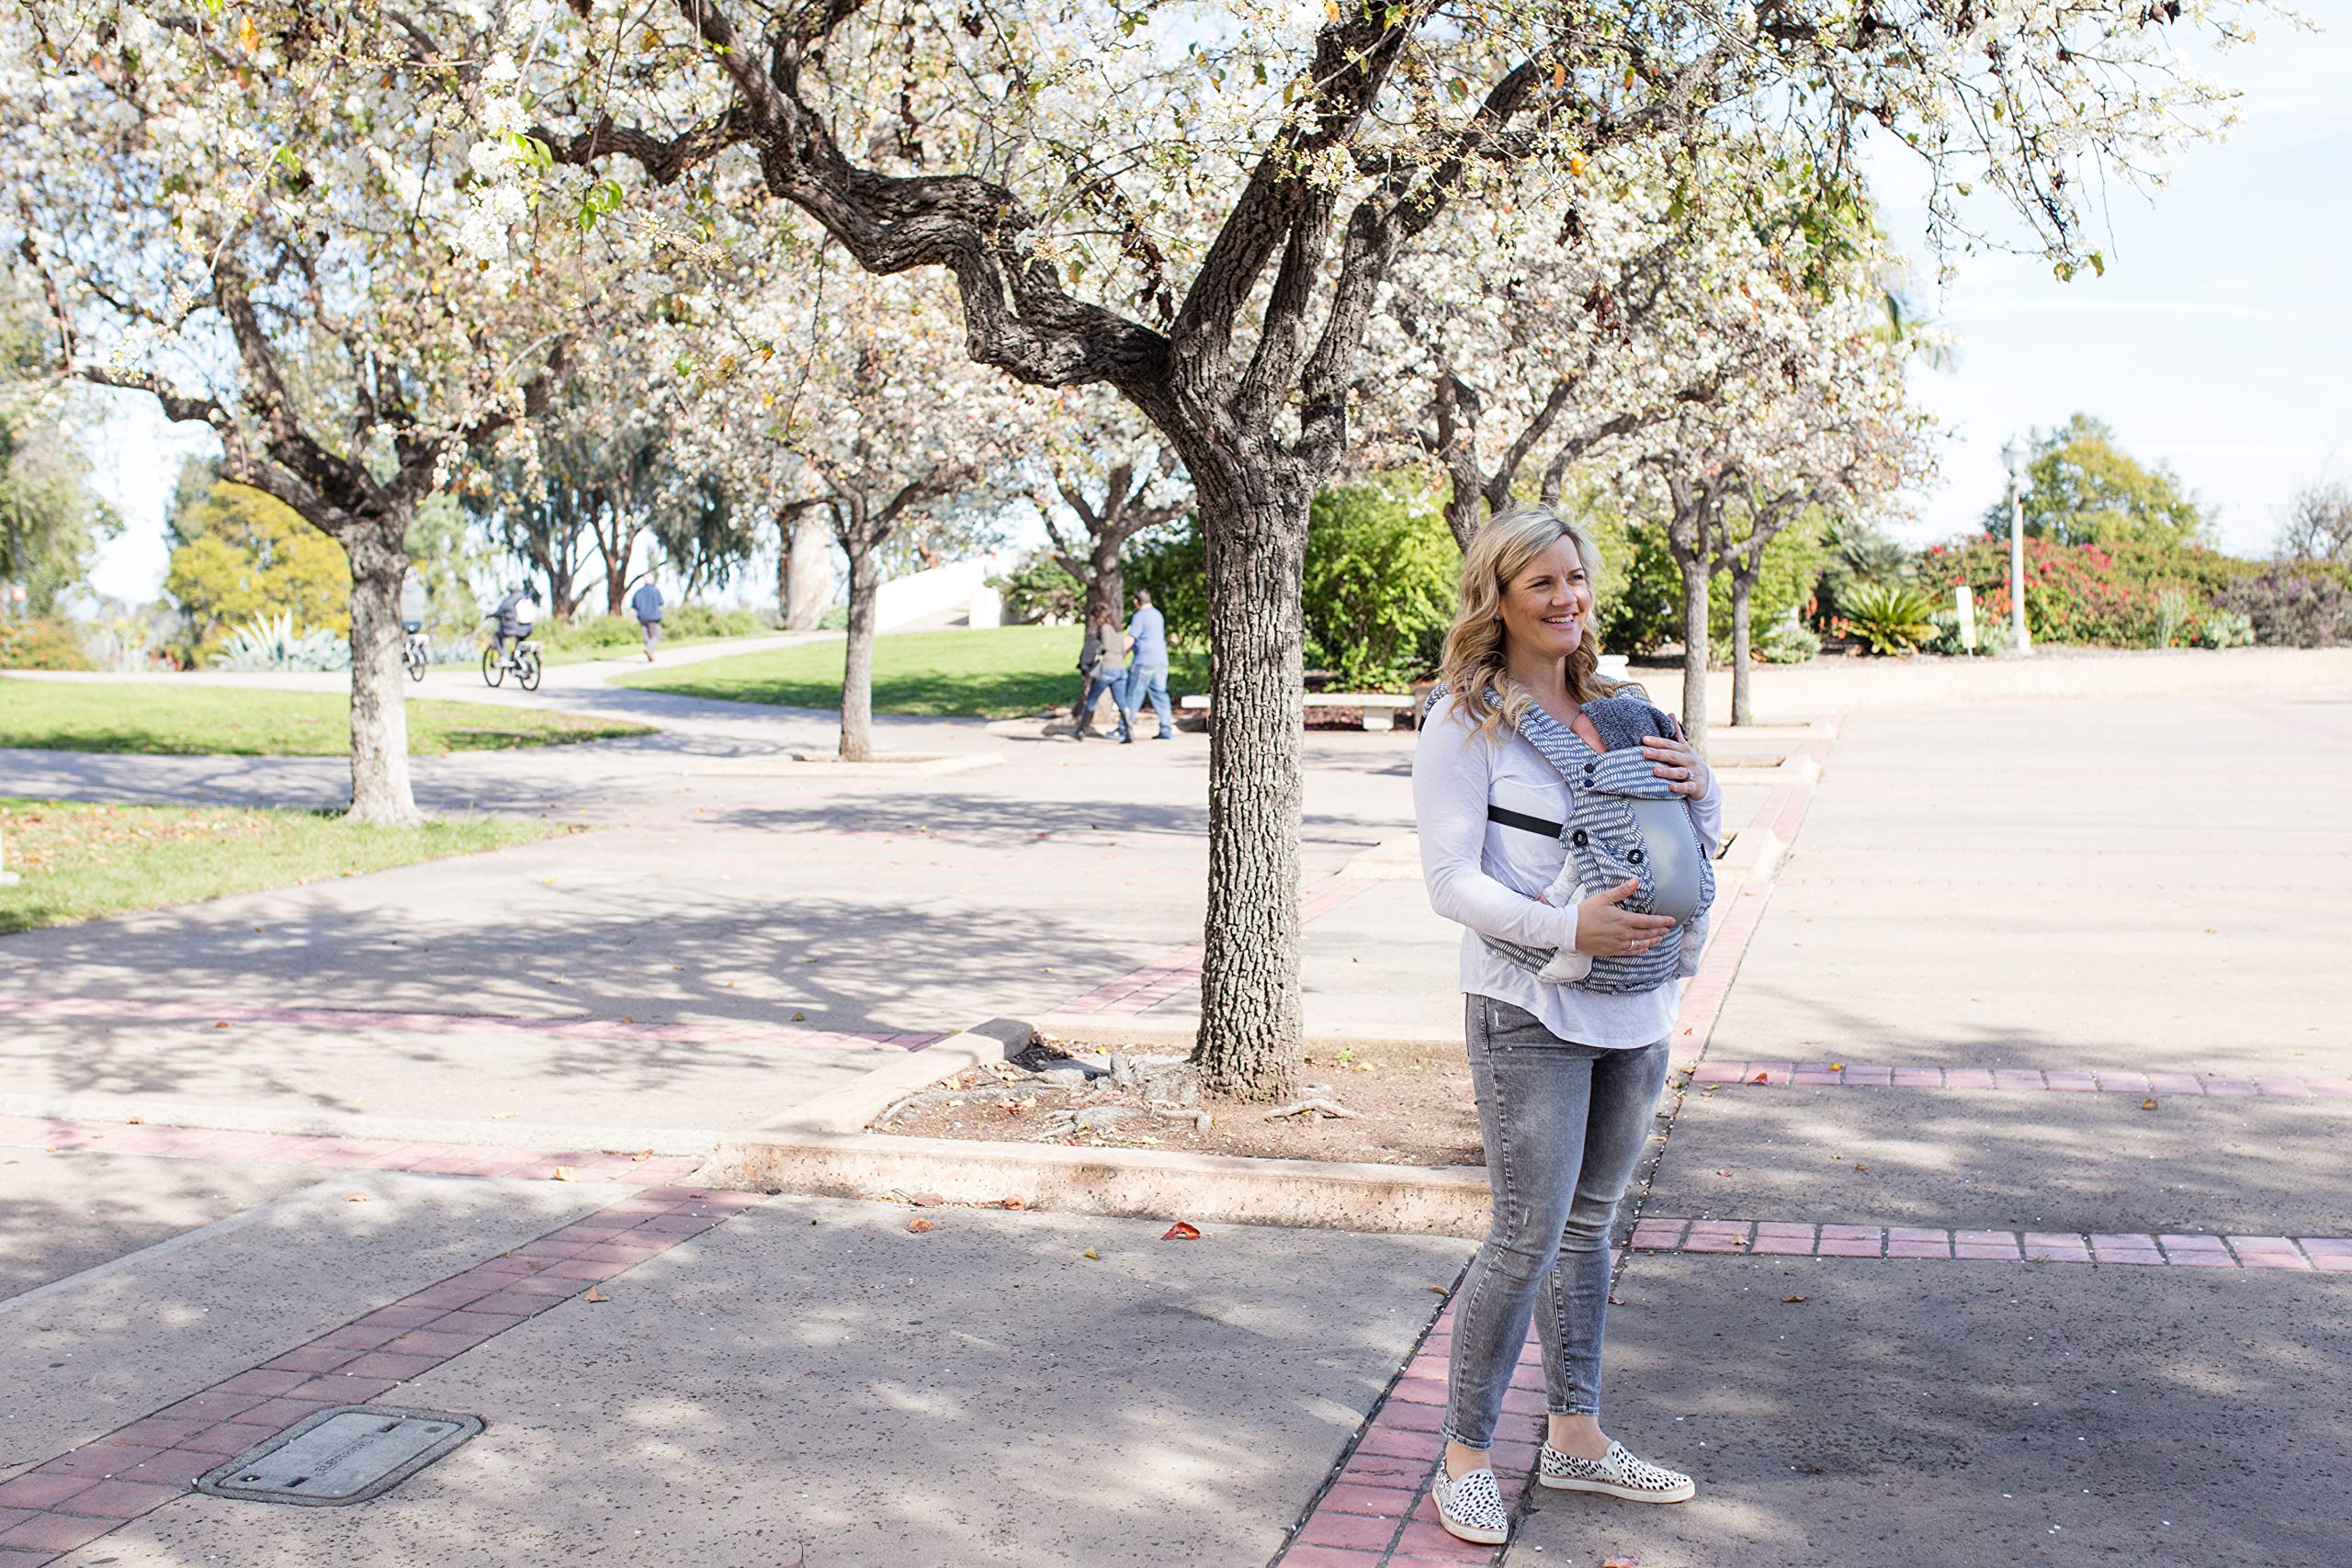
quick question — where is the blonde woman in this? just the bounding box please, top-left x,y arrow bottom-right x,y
1410,504 -> 1721,1545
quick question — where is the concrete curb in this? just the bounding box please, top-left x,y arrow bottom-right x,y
702,1015 -> 1493,1235
688,750 -> 1003,778
697,1129 -> 1490,1237
753,1021 -> 1031,1135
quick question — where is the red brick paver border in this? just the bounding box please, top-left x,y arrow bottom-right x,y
0,1115 -> 703,1186
0,994 -> 936,1055
1272,1299 -> 1551,1567
1626,1218 -> 2350,1270
0,1185 -> 762,1564
1686,1061 -> 2352,1099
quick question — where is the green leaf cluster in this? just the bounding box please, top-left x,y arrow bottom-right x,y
164,460 -> 351,662
1982,412 -> 2212,549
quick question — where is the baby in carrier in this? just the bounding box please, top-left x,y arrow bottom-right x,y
1486,690 -> 1716,993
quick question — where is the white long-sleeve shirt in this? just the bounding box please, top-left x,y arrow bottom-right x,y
1412,689 -> 1723,1049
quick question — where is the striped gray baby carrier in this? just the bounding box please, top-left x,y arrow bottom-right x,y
1447,687 -> 1716,995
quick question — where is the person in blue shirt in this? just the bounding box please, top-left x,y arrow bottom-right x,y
629,577 -> 664,660
1114,588 -> 1173,743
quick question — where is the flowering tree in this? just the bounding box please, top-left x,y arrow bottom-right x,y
1365,141 -> 1738,548
243,0 -> 2268,1091
692,252 -> 1034,760
1026,388 -> 1193,631
1,4 -> 657,821
1632,189 -> 1929,746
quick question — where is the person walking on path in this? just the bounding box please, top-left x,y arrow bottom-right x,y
1114,587 -> 1173,743
629,577 -> 665,660
1410,504 -> 1722,1546
1074,610 -> 1125,739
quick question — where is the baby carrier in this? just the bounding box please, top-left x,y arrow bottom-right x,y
1443,686 -> 1715,995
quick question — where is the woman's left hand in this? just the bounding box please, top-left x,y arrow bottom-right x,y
1641,733 -> 1712,799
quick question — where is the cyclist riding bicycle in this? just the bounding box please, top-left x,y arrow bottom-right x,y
488,583 -> 538,665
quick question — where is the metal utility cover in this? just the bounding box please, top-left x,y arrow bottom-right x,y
198,1405 -> 484,1507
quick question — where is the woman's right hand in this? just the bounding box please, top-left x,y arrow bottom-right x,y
1574,879 -> 1676,957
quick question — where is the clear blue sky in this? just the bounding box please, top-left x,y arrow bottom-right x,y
80,12 -> 2345,603
1864,11 -> 2349,557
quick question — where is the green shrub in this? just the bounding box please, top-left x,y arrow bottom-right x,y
1300,478 -> 1458,689
989,552 -> 1086,625
1754,610 -> 1820,664
211,612 -> 351,672
0,617 -> 94,670
536,604 -> 772,652
1841,582 -> 1939,655
1925,534 -> 2154,646
2213,565 -> 2352,647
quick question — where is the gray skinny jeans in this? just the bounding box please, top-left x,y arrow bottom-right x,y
1444,994 -> 1670,1450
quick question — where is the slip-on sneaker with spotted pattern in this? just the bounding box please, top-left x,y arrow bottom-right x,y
1430,1464 -> 1510,1545
1536,1439 -> 1694,1503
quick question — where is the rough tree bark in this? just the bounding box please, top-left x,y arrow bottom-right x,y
837,522 -> 880,762
345,517 -> 419,823
1189,453 -> 1313,1100
1729,565 -> 1756,728
1677,555 -> 1713,751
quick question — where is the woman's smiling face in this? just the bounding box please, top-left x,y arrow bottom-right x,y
1497,534 -> 1592,663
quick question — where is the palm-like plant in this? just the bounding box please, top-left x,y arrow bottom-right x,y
1840,582 -> 1939,655
210,611 -> 351,672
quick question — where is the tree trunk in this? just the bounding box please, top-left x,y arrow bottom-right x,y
1677,555 -> 1711,753
783,509 -> 833,631
839,536 -> 878,762
344,518 -> 422,826
1442,476 -> 1485,552
1188,462 -> 1310,1103
1729,567 -> 1755,728
1087,528 -> 1127,632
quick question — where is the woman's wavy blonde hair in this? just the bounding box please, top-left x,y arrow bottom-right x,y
1436,503 -> 1621,738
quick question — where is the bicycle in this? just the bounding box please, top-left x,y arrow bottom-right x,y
481,628 -> 543,692
401,624 -> 431,682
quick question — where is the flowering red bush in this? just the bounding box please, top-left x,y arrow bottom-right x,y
1924,535 -> 2160,646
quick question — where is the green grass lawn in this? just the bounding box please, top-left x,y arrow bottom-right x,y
616,625 -> 1094,718
0,796 -> 562,935
0,679 -> 654,755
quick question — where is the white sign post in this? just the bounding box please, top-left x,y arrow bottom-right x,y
1954,584 -> 1978,652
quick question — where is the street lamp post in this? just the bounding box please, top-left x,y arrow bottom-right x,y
2000,437 -> 2034,658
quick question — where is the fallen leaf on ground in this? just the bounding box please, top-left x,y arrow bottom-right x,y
1603,1557 -> 1641,1567
630,1150 -> 653,1162
1829,1063 -> 1844,1071
2141,1099 -> 2158,1111
1427,1283 -> 1450,1295
910,1192 -> 944,1208
1781,1295 -> 1808,1303
1080,1247 -> 1100,1259
549,1166 -> 576,1181
1751,1072 -> 1769,1083
585,1286 -> 610,1303
907,1217 -> 934,1233
489,1111 -> 516,1121
213,1021 -> 229,1030
345,1193 -> 370,1202
1162,1222 -> 1202,1241
1852,1164 -> 1868,1173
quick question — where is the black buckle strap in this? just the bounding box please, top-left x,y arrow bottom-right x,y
1487,803 -> 1564,839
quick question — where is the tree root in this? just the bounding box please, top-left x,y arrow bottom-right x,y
1264,1097 -> 1358,1121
